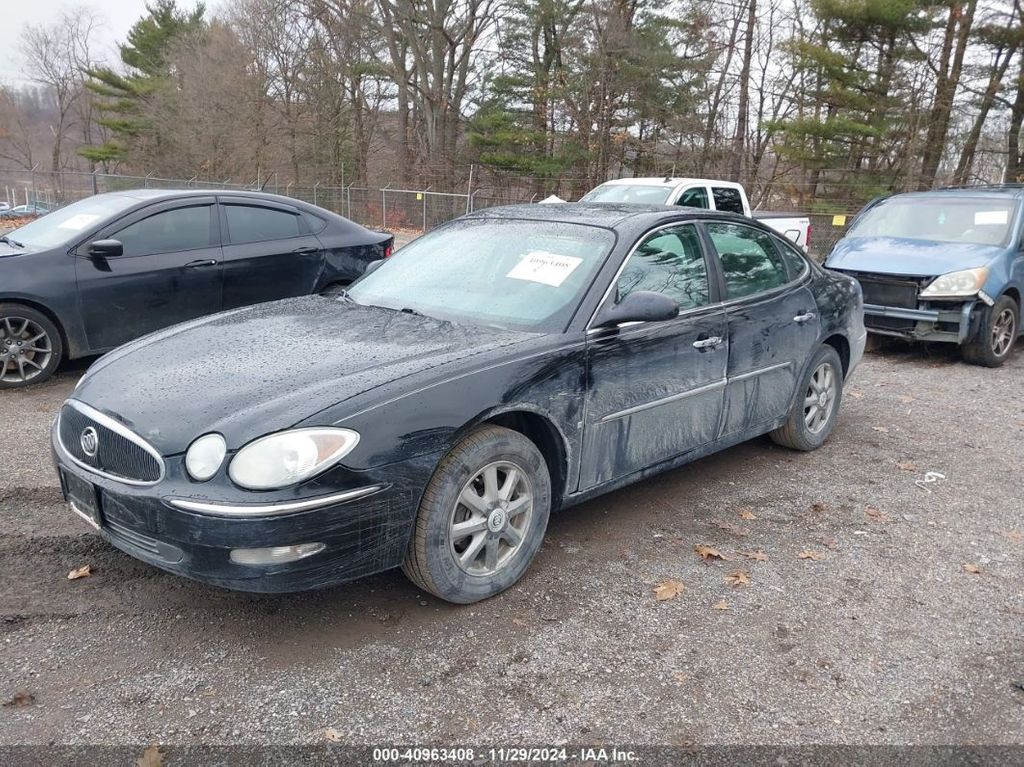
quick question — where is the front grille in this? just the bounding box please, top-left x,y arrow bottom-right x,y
865,315 -> 915,331
58,402 -> 163,484
843,271 -> 923,309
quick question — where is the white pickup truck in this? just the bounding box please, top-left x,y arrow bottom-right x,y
579,177 -> 812,251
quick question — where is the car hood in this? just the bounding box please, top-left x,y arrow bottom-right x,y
73,297 -> 536,454
826,237 -> 1002,277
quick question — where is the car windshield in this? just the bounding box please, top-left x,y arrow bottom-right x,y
847,197 -> 1017,247
580,184 -> 672,205
7,195 -> 139,250
347,218 -> 615,332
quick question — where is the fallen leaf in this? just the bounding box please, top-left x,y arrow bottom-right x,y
820,535 -> 838,549
741,550 -> 769,562
725,569 -> 751,587
1000,529 -> 1024,544
673,672 -> 688,684
798,550 -> 826,561
897,395 -> 915,404
849,389 -> 864,399
712,599 -> 730,610
137,746 -> 163,767
738,508 -> 758,520
865,507 -> 890,523
713,520 -> 749,537
323,728 -> 342,742
654,579 -> 685,601
810,502 -> 827,514
67,565 -> 91,581
3,691 -> 34,708
872,426 -> 890,433
962,563 -> 981,574
694,544 -> 730,561
896,461 -> 917,472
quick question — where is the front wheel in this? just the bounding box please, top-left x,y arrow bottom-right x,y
0,304 -> 63,389
402,425 -> 551,604
962,295 -> 1018,368
770,345 -> 844,451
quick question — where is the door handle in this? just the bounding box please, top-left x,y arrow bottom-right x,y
292,246 -> 319,255
692,336 -> 723,350
185,259 -> 218,269
793,311 -> 817,324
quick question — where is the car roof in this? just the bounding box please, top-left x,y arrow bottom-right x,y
462,202 -> 748,228
889,186 -> 1024,201
592,177 -> 742,189
94,188 -> 307,204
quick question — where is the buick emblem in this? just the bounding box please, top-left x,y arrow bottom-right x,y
80,427 -> 99,457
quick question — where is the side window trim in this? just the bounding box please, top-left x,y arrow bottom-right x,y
703,220 -> 796,303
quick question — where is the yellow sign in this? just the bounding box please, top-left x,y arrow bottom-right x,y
832,214 -> 847,227
416,193 -> 423,200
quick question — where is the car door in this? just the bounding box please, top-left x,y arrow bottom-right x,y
704,221 -> 821,436
74,198 -> 223,351
218,198 -> 325,309
581,222 -> 728,489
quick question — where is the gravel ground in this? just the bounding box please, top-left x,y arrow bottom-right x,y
1,342 -> 1022,749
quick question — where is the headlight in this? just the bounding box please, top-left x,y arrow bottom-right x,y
920,267 -> 988,298
228,428 -> 359,490
185,433 -> 227,481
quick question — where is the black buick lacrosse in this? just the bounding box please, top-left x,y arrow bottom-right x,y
53,204 -> 865,603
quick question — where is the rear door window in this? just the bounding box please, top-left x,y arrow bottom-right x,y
224,205 -> 303,244
706,222 -> 788,299
711,187 -> 745,214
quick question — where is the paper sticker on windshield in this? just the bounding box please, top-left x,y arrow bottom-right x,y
975,210 -> 1008,226
57,213 -> 101,231
507,251 -> 583,287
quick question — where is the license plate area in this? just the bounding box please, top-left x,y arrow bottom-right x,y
61,469 -> 102,530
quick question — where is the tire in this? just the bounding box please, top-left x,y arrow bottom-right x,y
961,294 -> 1018,368
402,425 -> 552,604
770,345 -> 844,452
0,303 -> 63,389
319,282 -> 350,298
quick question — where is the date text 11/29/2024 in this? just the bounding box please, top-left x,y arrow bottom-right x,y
372,747 -> 638,762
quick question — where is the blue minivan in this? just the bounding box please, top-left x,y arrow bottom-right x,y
827,186 -> 1023,366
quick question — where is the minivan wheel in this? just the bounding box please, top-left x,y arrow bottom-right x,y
402,425 -> 551,604
962,295 -> 1018,368
0,304 -> 63,389
770,345 -> 844,451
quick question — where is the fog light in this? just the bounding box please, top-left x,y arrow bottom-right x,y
229,542 -> 325,566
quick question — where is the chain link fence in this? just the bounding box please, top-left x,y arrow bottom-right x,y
1,168 -> 856,259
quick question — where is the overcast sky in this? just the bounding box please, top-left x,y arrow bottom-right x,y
2,0 -> 198,85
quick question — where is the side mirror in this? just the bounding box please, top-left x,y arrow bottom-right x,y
593,290 -> 679,328
363,259 -> 384,276
88,239 -> 123,258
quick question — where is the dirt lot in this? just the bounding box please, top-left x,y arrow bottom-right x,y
1,343 -> 1022,748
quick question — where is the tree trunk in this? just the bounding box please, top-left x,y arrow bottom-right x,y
729,0 -> 756,183
954,42 -> 1017,184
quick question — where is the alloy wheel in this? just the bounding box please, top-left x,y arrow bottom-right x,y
803,361 -> 837,435
448,461 -> 534,576
0,316 -> 53,385
991,307 -> 1016,358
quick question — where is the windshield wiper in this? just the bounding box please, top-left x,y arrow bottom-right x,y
0,235 -> 24,248
399,307 -> 426,317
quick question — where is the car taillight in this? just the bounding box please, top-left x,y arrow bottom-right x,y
384,243 -> 393,258
806,224 -> 812,250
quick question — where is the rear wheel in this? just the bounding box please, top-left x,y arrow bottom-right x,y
770,345 -> 844,451
962,294 -> 1018,368
0,304 -> 63,389
402,425 -> 551,604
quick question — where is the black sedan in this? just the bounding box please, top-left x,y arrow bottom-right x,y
1,189 -> 392,388
52,204 -> 865,603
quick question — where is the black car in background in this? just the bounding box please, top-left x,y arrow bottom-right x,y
53,204 -> 866,604
0,190 -> 393,388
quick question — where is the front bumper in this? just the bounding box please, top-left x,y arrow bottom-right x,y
52,423 -> 433,593
863,300 -> 976,344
